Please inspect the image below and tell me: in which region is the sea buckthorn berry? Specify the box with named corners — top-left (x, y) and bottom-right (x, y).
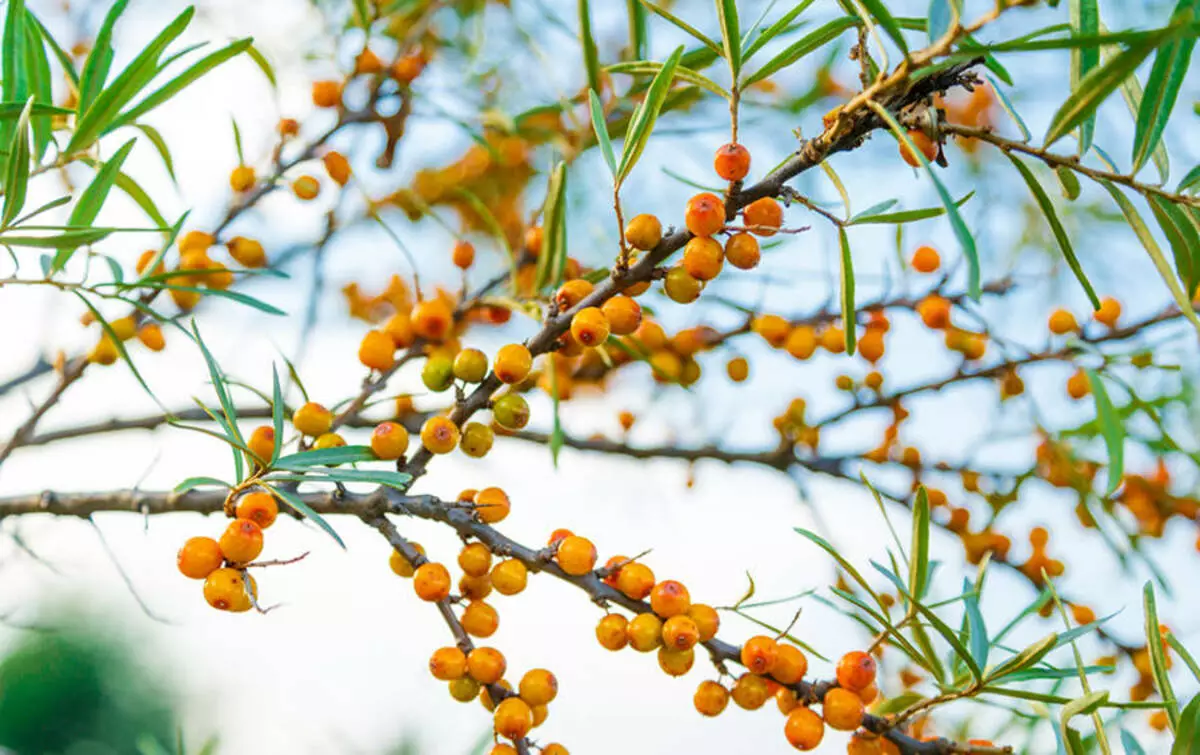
top-left (421, 416), bottom-right (460, 454)
top-left (847, 734), bottom-right (884, 755)
top-left (857, 682), bottom-right (879, 704)
top-left (391, 51), bottom-right (426, 83)
top-left (596, 614), bottom-right (629, 650)
top-left (413, 562), bottom-right (452, 601)
top-left (740, 635), bottom-right (779, 675)
top-left (474, 487), bottom-right (511, 524)
top-left (422, 355), bottom-right (455, 392)
top-left (570, 307), bottom-right (610, 348)
top-left (459, 573), bottom-right (493, 601)
top-left (1094, 296), bottom-right (1121, 328)
top-left (836, 650), bottom-right (877, 692)
top-left (743, 196), bottom-right (783, 236)
top-left (453, 348), bottom-right (489, 383)
top-left (664, 266), bottom-right (703, 303)
top-left (911, 245), bottom-right (940, 273)
top-left (731, 673), bottom-right (770, 710)
top-left (109, 316), bottom-right (137, 341)
top-left (292, 175), bottom-right (320, 200)
top-left (358, 329), bottom-right (396, 371)
top-left (430, 647), bottom-right (468, 680)
top-left (384, 312), bottom-right (415, 348)
top-left (602, 296), bottom-right (642, 335)
top-left (449, 676), bottom-right (481, 702)
top-left (461, 600), bottom-right (499, 637)
top-left (555, 279), bottom-right (594, 311)
top-left (480, 679), bottom-right (514, 712)
top-left (772, 644), bottom-right (808, 684)
top-left (136, 249), bottom-right (165, 276)
top-left (658, 647), bottom-right (695, 676)
top-left (322, 151), bottom-right (351, 185)
top-left (292, 402), bottom-right (333, 437)
top-left (820, 326), bottom-right (847, 354)
top-left (203, 568), bottom-right (250, 611)
top-left (278, 117), bottom-right (300, 136)
top-left (625, 213), bottom-right (663, 250)
top-left (524, 225), bottom-right (544, 256)
top-left (627, 613), bottom-right (664, 652)
top-left (753, 314), bottom-right (790, 348)
top-left (449, 240), bottom-right (475, 269)
top-left (786, 326), bottom-right (818, 360)
top-left (900, 130), bottom-right (937, 167)
top-left (1067, 369), bottom-right (1090, 400)
top-left (686, 192), bottom-right (725, 237)
top-left (493, 697), bottom-right (533, 741)
top-left (312, 432), bottom-right (345, 450)
top-left (784, 706), bottom-right (825, 750)
top-left (494, 343), bottom-right (533, 383)
top-left (662, 615), bottom-right (700, 651)
top-left (519, 669), bottom-right (558, 706)
top-left (177, 536), bottom-right (224, 579)
top-left (219, 519), bottom-right (263, 564)
top-left (489, 746), bottom-right (517, 755)
top-left (917, 295), bottom-right (951, 329)
top-left (491, 559), bottom-right (527, 595)
top-left (683, 237), bottom-right (724, 281)
top-left (389, 543), bottom-right (425, 577)
top-left (371, 421), bottom-right (410, 460)
top-left (235, 491), bottom-right (278, 529)
top-left (492, 394), bottom-right (530, 430)
top-left (858, 329), bottom-right (885, 364)
top-left (230, 164), bottom-right (255, 192)
top-left (726, 356), bottom-right (749, 382)
top-left (822, 687), bottom-right (865, 730)
top-left (686, 604), bottom-right (720, 642)
top-left (467, 647), bottom-right (507, 684)
top-left (247, 425), bottom-right (275, 463)
top-left (170, 287), bottom-right (202, 312)
top-left (555, 535), bottom-right (597, 576)
top-left (137, 324), bottom-right (165, 351)
top-left (311, 80), bottom-right (342, 108)
top-left (724, 232), bottom-right (761, 270)
top-left (541, 745), bottom-right (567, 755)
top-left (1048, 308), bottom-right (1078, 335)
top-left (694, 680), bottom-right (730, 717)
top-left (412, 298), bottom-right (454, 342)
top-left (459, 543), bottom-right (493, 577)
top-left (616, 562), bottom-right (655, 600)
top-left (649, 580), bottom-right (691, 618)
top-left (714, 142), bottom-right (751, 181)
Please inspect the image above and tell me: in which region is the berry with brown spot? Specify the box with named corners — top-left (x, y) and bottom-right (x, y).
top-left (493, 697), bottom-right (533, 741)
top-left (649, 580), bottom-right (691, 618)
top-left (203, 568), bottom-right (252, 612)
top-left (235, 491), bottom-right (278, 529)
top-left (492, 394), bottom-right (530, 430)
top-left (371, 421), bottom-right (410, 460)
top-left (658, 647), bottom-right (695, 676)
top-left (570, 307), bottom-right (611, 348)
top-left (430, 647), bottom-right (468, 680)
top-left (730, 673), bottom-right (770, 710)
top-left (784, 706), bottom-right (825, 750)
top-left (724, 232), bottom-right (761, 270)
top-left (685, 192), bottom-right (725, 237)
top-left (616, 562), bottom-right (655, 600)
top-left (494, 343), bottom-right (533, 384)
top-left (664, 266), bottom-right (703, 303)
top-left (412, 298), bottom-right (454, 342)
top-left (596, 613), bottom-right (629, 650)
top-left (714, 142), bottom-right (751, 181)
top-left (693, 680), bottom-right (729, 717)
top-left (219, 519), bottom-right (263, 564)
top-left (836, 650), bottom-right (877, 692)
top-left (662, 615), bottom-right (700, 651)
top-left (388, 543), bottom-right (424, 577)
top-left (740, 635), bottom-right (779, 675)
top-left (420, 416), bottom-right (460, 454)
top-left (683, 237), bottom-right (725, 281)
top-left (413, 562), bottom-right (451, 601)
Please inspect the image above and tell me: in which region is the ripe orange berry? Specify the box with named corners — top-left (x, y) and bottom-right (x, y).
top-left (594, 613), bottom-right (629, 651)
top-left (1067, 369), bottom-right (1091, 400)
top-left (320, 151), bottom-right (351, 186)
top-left (658, 647), bottom-right (695, 676)
top-left (664, 265), bottom-right (703, 303)
top-left (491, 559), bottom-right (527, 595)
top-left (616, 562), bottom-right (656, 600)
top-left (371, 421), bottom-right (410, 460)
top-left (474, 487), bottom-right (511, 524)
top-left (492, 394), bottom-right (530, 430)
top-left (910, 245), bottom-right (940, 273)
top-left (1048, 308), bottom-right (1078, 335)
top-left (917, 295), bottom-right (951, 329)
top-left (493, 697), bottom-right (533, 741)
top-left (388, 543), bottom-right (425, 577)
top-left (784, 706), bottom-right (825, 750)
top-left (555, 279), bottom-right (594, 311)
top-left (413, 562), bottom-right (452, 601)
top-left (381, 312), bottom-right (415, 349)
top-left (820, 326), bottom-right (846, 354)
top-left (292, 402), bottom-right (333, 437)
top-left (627, 612), bottom-right (664, 652)
top-left (494, 343), bottom-right (533, 384)
top-left (858, 328), bottom-right (885, 364)
top-left (570, 307), bottom-right (610, 348)
top-left (822, 687), bottom-right (865, 730)
top-left (230, 164), bottom-right (255, 192)
top-left (461, 600), bottom-right (499, 637)
top-left (235, 491), bottom-right (278, 529)
top-left (137, 323), bottom-right (165, 351)
top-left (443, 239), bottom-right (476, 269)
top-left (650, 580), bottom-right (691, 618)
top-left (247, 425), bottom-right (275, 464)
top-left (519, 669), bottom-right (558, 706)
top-left (772, 644), bottom-right (809, 685)
top-left (311, 80), bottom-right (342, 108)
top-left (857, 682), bottom-right (879, 704)
top-left (683, 236), bottom-right (724, 281)
top-left (177, 536), bottom-right (224, 579)
top-left (459, 573), bottom-right (493, 601)
top-left (420, 416), bottom-right (460, 454)
top-left (743, 196), bottom-right (783, 236)
top-left (724, 232), bottom-right (761, 270)
top-left (694, 680), bottom-right (730, 716)
top-left (555, 535), bottom-right (597, 576)
top-left (1094, 296), bottom-right (1121, 328)
top-left (412, 298), bottom-right (454, 342)
top-left (312, 432), bottom-right (345, 450)
top-left (686, 604), bottom-right (720, 642)
top-left (224, 237), bottom-right (265, 269)
top-left (847, 734), bottom-right (884, 755)
top-left (203, 567), bottom-right (252, 612)
top-left (836, 650), bottom-right (877, 692)
top-left (714, 142), bottom-right (751, 181)
top-left (625, 213), bottom-right (663, 250)
top-left (220, 518), bottom-right (264, 564)
top-left (730, 673), bottom-right (770, 710)
top-left (726, 356), bottom-right (749, 382)
top-left (602, 295), bottom-right (642, 336)
top-left (685, 192), bottom-right (725, 237)
top-left (753, 314), bottom-right (791, 348)
top-left (449, 676), bottom-right (482, 702)
top-left (358, 329), bottom-right (396, 371)
top-left (277, 117), bottom-right (300, 136)
top-left (662, 615), bottom-right (700, 651)
top-left (900, 130), bottom-right (937, 167)
top-left (459, 543), bottom-right (493, 577)
top-left (489, 746), bottom-right (517, 755)
top-left (136, 249), bottom-right (165, 276)
top-left (292, 175), bottom-right (320, 200)
top-left (170, 287), bottom-right (202, 312)
top-left (430, 646), bottom-right (468, 680)
top-left (541, 745), bottom-right (567, 755)
top-left (467, 646), bottom-right (507, 684)
top-left (740, 635), bottom-right (779, 675)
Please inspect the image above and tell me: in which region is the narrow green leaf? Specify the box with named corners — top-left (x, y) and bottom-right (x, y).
top-left (1, 97), bottom-right (34, 228)
top-left (352, 0), bottom-right (371, 28)
top-left (72, 292), bottom-right (156, 400)
top-left (270, 365), bottom-right (284, 464)
top-left (244, 43), bottom-right (276, 88)
top-left (1145, 582), bottom-right (1180, 731)
top-left (859, 0), bottom-right (910, 55)
top-left (1062, 690), bottom-right (1111, 725)
top-left (1172, 695), bottom-right (1200, 755)
top-left (588, 90), bottom-right (617, 177)
top-left (1, 0), bottom-right (29, 115)
top-left (231, 117), bottom-right (245, 165)
top-left (535, 161), bottom-right (569, 293)
top-left (716, 0), bottom-right (741, 77)
top-left (838, 227), bottom-right (855, 355)
top-left (0, 101), bottom-right (70, 120)
top-left (50, 139), bottom-right (137, 273)
top-left (1084, 369), bottom-right (1124, 496)
top-left (25, 12), bottom-right (78, 90)
top-left (269, 485), bottom-right (345, 549)
top-left (1104, 25), bottom-right (1171, 183)
top-left (274, 446), bottom-right (377, 469)
top-left (822, 161), bottom-right (850, 218)
top-left (77, 0), bottom-right (129, 115)
top-left (1178, 163), bottom-right (1200, 193)
top-left (0, 227), bottom-right (114, 248)
top-left (189, 321), bottom-right (246, 457)
top-left (579, 0), bottom-right (602, 96)
top-left (174, 476), bottom-right (231, 493)
top-left (1133, 2), bottom-right (1196, 173)
top-left (625, 0), bottom-right (648, 60)
top-left (985, 633), bottom-right (1057, 682)
top-left (113, 38), bottom-right (253, 130)
top-left (986, 74), bottom-right (1031, 141)
top-left (22, 13), bottom-right (52, 160)
top-left (1148, 194), bottom-right (1200, 295)
top-left (849, 192), bottom-right (973, 224)
top-left (606, 60), bottom-right (731, 98)
top-left (742, 16), bottom-right (857, 87)
top-left (616, 45), bottom-right (683, 184)
top-left (1121, 730), bottom-right (1148, 755)
top-left (1166, 633), bottom-right (1200, 685)
top-left (1069, 0), bottom-right (1100, 153)
top-left (743, 0), bottom-right (816, 60)
top-left (963, 584), bottom-right (989, 669)
top-left (638, 1), bottom-right (722, 56)
top-left (1005, 153), bottom-right (1099, 308)
top-left (908, 487), bottom-right (930, 600)
top-left (796, 528), bottom-right (886, 612)
top-left (548, 357), bottom-right (564, 467)
top-left (907, 593), bottom-right (983, 681)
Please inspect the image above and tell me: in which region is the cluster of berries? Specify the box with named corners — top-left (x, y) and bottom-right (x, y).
top-left (176, 490), bottom-right (278, 611)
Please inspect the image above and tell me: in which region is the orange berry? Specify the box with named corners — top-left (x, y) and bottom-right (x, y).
top-left (786, 326), bottom-right (818, 360)
top-left (519, 668), bottom-right (558, 706)
top-left (177, 536), bottom-right (224, 579)
top-left (602, 295), bottom-right (642, 336)
top-left (230, 164), bottom-right (256, 192)
top-left (524, 226), bottom-right (544, 256)
top-left (137, 323), bottom-right (165, 351)
top-left (900, 130), bottom-right (937, 167)
top-left (822, 687), bottom-right (865, 730)
top-left (694, 680), bottom-right (730, 717)
top-left (570, 307), bottom-right (610, 348)
top-left (388, 543), bottom-right (425, 577)
top-left (479, 679), bottom-right (513, 711)
top-left (420, 416), bottom-right (460, 454)
top-left (820, 326), bottom-right (846, 354)
top-left (459, 573), bottom-right (493, 601)
top-left (491, 559), bottom-right (527, 595)
top-left (740, 635), bottom-right (779, 675)
top-left (459, 542), bottom-right (493, 577)
top-left (430, 646), bottom-right (468, 680)
top-left (596, 613), bottom-right (629, 650)
top-left (235, 491), bottom-right (278, 529)
top-left (910, 245), bottom-right (940, 273)
top-left (858, 328), bottom-right (885, 364)
top-left (452, 240), bottom-right (475, 269)
top-left (354, 47), bottom-right (383, 75)
top-left (836, 650), bottom-right (877, 692)
top-left (663, 266), bottom-right (703, 303)
top-left (555, 535), bottom-right (597, 576)
top-left (203, 567), bottom-right (251, 612)
top-left (494, 343), bottom-right (533, 384)
top-left (225, 237), bottom-right (265, 269)
top-left (1094, 296), bottom-right (1121, 328)
top-left (312, 432), bottom-right (344, 450)
top-left (625, 213), bottom-right (663, 250)
top-left (359, 329), bottom-right (396, 371)
top-left (848, 735), bottom-right (884, 755)
top-left (247, 425), bottom-right (275, 464)
top-left (371, 421), bottom-right (410, 460)
top-left (311, 79), bottom-right (342, 108)
top-left (649, 580), bottom-right (690, 618)
top-left (1067, 369), bottom-right (1091, 400)
top-left (493, 697), bottom-right (533, 741)
top-left (730, 673), bottom-right (770, 710)
top-left (658, 647), bottom-right (695, 676)
top-left (662, 615), bottom-right (700, 651)
top-left (461, 600), bottom-right (499, 637)
top-left (1048, 308), bottom-right (1078, 335)
top-left (784, 706), bottom-right (825, 750)
top-left (626, 612), bottom-right (664, 652)
top-left (474, 487), bottom-right (511, 524)
top-left (683, 236), bottom-right (724, 281)
top-left (714, 142), bottom-right (751, 181)
top-left (555, 279), bottom-right (594, 311)
top-left (772, 644), bottom-right (808, 684)
top-left (726, 356), bottom-right (749, 382)
top-left (413, 562), bottom-right (451, 601)
top-left (136, 249), bottom-right (165, 276)
top-left (384, 311), bottom-right (416, 348)
top-left (391, 51), bottom-right (426, 84)
top-left (278, 118), bottom-right (300, 136)
top-left (857, 683), bottom-right (879, 704)
top-left (412, 298), bottom-right (454, 342)
top-left (685, 192), bottom-right (725, 237)
top-left (218, 519), bottom-right (263, 564)
top-left (170, 287), bottom-right (201, 312)
top-left (743, 197), bottom-right (783, 236)
top-left (292, 175), bottom-right (320, 200)
top-left (917, 295), bottom-right (951, 329)
top-left (686, 604), bottom-right (720, 641)
top-left (724, 232), bottom-right (761, 270)
top-left (292, 402), bottom-right (333, 437)
top-left (616, 562), bottom-right (655, 600)
top-left (467, 646), bottom-right (507, 684)
top-left (753, 314), bottom-right (790, 348)
top-left (541, 745), bottom-right (567, 755)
